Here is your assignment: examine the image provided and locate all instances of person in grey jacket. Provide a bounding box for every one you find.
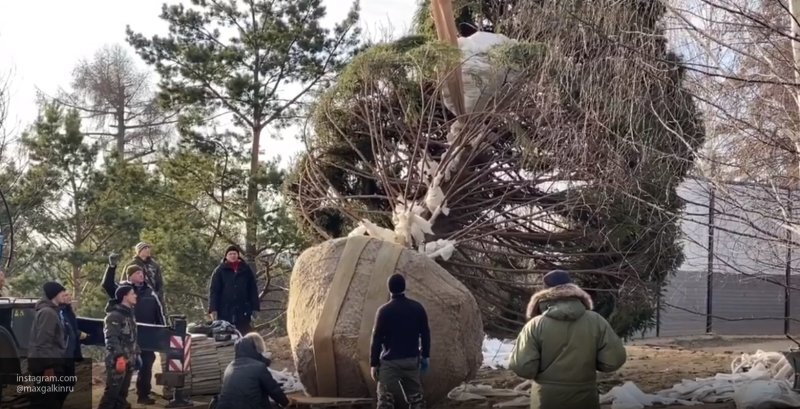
[27,281,71,408]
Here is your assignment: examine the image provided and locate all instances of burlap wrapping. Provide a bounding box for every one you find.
[287,237,483,405]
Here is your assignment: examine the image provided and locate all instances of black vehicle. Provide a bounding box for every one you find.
[0,297,187,405]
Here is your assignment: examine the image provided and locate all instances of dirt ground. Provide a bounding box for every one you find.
[6,335,790,409]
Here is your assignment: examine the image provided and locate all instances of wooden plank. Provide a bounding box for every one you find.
[288,395,373,405]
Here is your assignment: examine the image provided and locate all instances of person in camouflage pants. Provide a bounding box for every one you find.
[98,285,141,409]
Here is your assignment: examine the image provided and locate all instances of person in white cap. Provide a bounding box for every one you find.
[126,242,165,309]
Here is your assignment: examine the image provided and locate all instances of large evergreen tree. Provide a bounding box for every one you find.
[286,0,704,338]
[126,0,361,260]
[16,103,145,305]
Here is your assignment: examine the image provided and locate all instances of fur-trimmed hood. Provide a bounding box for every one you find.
[526,283,594,320]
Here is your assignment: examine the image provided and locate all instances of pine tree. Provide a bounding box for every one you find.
[286,0,705,338]
[126,0,361,260]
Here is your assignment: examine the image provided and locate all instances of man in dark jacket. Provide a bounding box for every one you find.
[58,292,84,407]
[214,332,292,409]
[370,274,431,409]
[98,285,140,409]
[102,254,165,404]
[27,282,70,409]
[208,245,260,335]
[126,242,165,309]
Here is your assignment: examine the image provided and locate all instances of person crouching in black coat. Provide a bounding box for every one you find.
[208,245,260,335]
[214,332,293,409]
[101,255,166,405]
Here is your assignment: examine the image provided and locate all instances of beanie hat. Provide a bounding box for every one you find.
[224,245,241,256]
[543,270,572,288]
[135,242,151,254]
[115,285,135,302]
[43,282,66,300]
[387,274,406,294]
[126,265,143,278]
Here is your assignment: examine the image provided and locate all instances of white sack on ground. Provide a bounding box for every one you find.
[732,380,800,409]
[457,343,800,409]
[599,350,800,408]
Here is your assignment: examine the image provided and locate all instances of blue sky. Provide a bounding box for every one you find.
[0,0,416,163]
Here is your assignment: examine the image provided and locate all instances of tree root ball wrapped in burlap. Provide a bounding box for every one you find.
[287,236,483,405]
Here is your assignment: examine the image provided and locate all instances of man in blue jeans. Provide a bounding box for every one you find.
[369,274,431,409]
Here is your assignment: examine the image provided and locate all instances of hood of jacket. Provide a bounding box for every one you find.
[234,335,271,366]
[35,298,59,313]
[526,283,593,320]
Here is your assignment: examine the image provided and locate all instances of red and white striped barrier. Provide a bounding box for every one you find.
[168,335,184,371]
[183,335,192,372]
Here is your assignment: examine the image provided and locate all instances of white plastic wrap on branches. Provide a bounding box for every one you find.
[441,32,517,116]
[269,368,305,393]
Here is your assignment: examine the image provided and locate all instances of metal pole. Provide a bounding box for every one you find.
[706,182,716,334]
[787,190,794,335]
[656,284,661,338]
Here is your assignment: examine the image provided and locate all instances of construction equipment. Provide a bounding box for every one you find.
[0,297,192,407]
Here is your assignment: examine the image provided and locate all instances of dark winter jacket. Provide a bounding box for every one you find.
[103,301,140,367]
[370,293,431,367]
[102,264,166,325]
[216,335,289,409]
[208,258,260,325]
[126,256,165,307]
[27,298,68,373]
[508,284,627,409]
[60,303,84,362]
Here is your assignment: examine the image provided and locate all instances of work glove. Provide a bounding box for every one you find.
[108,252,121,267]
[115,356,128,374]
[420,357,430,375]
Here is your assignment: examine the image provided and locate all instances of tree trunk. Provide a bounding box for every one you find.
[246,126,262,260]
[116,106,125,158]
[71,263,82,310]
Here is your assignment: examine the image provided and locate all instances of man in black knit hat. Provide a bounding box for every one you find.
[208,245,260,335]
[98,285,140,409]
[369,274,431,409]
[27,281,70,409]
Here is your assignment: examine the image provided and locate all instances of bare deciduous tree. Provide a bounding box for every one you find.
[44,44,176,161]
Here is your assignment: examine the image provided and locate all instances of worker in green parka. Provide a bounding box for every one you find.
[508,270,627,409]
